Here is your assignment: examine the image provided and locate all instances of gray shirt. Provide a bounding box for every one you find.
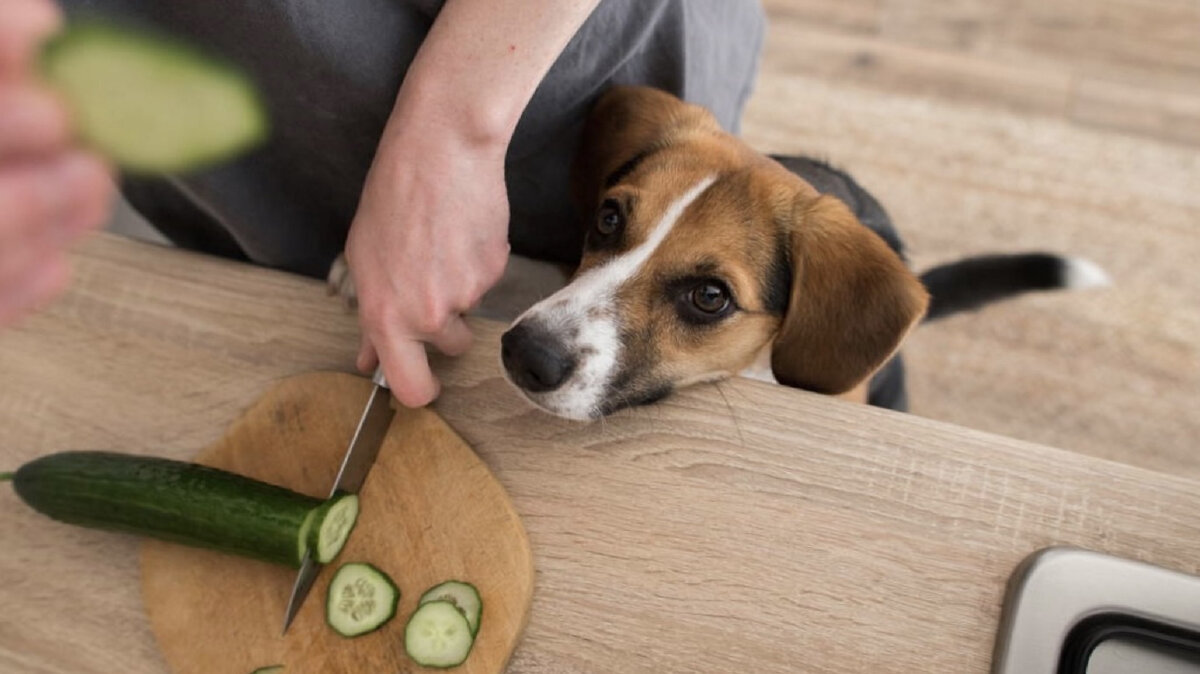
[63,0,765,277]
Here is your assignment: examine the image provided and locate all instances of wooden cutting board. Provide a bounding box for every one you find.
[140,372,534,673]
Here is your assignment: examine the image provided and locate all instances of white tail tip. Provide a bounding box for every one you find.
[1063,257,1112,289]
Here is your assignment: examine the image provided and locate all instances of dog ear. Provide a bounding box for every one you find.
[571,86,720,210]
[771,195,929,395]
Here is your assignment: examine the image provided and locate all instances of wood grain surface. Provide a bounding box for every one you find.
[758,0,1200,146]
[3,235,1200,673]
[140,372,532,674]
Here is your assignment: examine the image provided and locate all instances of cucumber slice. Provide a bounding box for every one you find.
[418,581,482,636]
[405,600,475,669]
[40,21,268,173]
[9,451,356,568]
[307,494,359,563]
[250,667,283,674]
[0,472,13,482]
[326,562,399,638]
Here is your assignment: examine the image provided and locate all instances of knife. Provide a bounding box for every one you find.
[281,366,394,634]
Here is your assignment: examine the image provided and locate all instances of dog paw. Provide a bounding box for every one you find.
[327,253,357,309]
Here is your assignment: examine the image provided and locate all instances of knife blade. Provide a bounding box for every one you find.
[281,366,394,634]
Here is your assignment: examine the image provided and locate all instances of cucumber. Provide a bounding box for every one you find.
[418,581,482,636]
[40,21,268,173]
[9,451,357,568]
[405,600,475,669]
[306,494,359,563]
[326,562,399,638]
[250,667,283,674]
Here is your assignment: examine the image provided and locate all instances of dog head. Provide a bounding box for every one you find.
[501,86,929,419]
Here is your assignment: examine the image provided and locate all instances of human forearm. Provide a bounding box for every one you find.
[387,0,602,150]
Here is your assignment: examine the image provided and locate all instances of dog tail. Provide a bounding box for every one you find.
[919,253,1111,322]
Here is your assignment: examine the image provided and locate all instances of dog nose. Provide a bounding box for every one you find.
[501,322,577,393]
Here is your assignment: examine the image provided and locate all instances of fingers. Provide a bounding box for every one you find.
[374,336,440,409]
[0,0,62,78]
[0,84,71,158]
[356,313,475,408]
[0,152,112,256]
[355,335,378,373]
[0,153,108,328]
[357,310,475,407]
[429,314,473,357]
[0,1,99,331]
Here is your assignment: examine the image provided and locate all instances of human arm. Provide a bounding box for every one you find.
[344,0,601,408]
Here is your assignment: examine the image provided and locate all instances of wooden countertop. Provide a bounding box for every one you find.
[3,234,1199,673]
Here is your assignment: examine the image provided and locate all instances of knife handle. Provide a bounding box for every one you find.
[372,365,388,389]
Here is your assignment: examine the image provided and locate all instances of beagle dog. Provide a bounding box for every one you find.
[496,86,1109,420]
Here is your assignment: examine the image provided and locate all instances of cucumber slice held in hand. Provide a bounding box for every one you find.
[40,21,269,173]
[326,562,400,638]
[418,580,482,636]
[405,600,476,669]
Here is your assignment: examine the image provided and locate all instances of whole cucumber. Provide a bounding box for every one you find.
[10,451,323,567]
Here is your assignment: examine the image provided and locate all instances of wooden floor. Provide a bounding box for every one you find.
[744,0,1200,477]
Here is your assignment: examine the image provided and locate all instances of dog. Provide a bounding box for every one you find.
[331,86,1108,420]
[495,86,1108,419]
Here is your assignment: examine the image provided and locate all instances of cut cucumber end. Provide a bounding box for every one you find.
[312,494,359,564]
[40,20,269,174]
[418,580,482,637]
[326,562,399,638]
[405,600,475,669]
[250,667,283,674]
[296,508,317,563]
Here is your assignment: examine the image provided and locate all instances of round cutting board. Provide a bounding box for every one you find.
[140,372,534,673]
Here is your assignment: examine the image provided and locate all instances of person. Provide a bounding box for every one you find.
[1,0,764,408]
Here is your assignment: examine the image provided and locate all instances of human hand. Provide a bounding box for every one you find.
[344,117,510,408]
[341,0,603,407]
[0,0,112,327]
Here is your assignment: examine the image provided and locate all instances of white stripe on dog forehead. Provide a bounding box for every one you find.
[570,174,718,297]
[514,173,718,325]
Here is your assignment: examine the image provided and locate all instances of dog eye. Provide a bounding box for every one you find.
[690,281,731,314]
[596,199,624,236]
[673,278,737,325]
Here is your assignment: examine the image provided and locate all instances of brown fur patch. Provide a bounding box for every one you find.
[771,195,929,394]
